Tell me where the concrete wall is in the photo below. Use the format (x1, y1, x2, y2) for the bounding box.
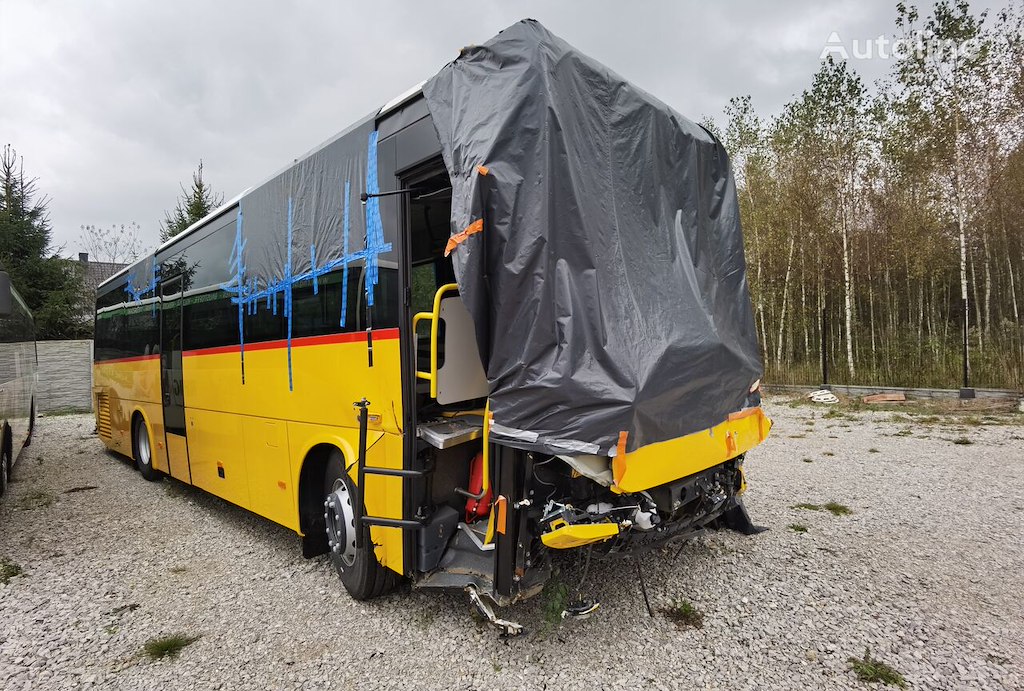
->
(36, 340, 93, 413)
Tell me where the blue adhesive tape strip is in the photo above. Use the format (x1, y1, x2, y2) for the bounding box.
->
(217, 130, 393, 391)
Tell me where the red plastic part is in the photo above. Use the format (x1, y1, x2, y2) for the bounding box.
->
(465, 451, 492, 521)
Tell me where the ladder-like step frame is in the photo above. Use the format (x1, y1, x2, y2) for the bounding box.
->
(353, 399, 429, 544)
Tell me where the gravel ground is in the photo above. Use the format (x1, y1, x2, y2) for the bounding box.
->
(1, 399, 1022, 690)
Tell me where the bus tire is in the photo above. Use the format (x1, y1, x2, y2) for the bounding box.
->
(132, 415, 161, 482)
(323, 452, 397, 600)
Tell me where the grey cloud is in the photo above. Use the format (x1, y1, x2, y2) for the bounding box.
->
(0, 0, 1003, 255)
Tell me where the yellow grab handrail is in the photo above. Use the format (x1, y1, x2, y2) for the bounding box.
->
(412, 283, 460, 399)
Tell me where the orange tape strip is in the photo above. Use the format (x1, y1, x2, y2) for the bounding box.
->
(616, 431, 628, 458)
(727, 407, 762, 422)
(612, 430, 628, 487)
(444, 218, 484, 257)
(495, 495, 508, 535)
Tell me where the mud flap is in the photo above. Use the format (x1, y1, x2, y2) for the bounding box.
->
(719, 500, 767, 535)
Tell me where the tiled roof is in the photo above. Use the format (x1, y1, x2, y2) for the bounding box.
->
(80, 260, 127, 293)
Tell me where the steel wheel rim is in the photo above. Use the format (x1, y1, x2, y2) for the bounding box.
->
(137, 422, 151, 467)
(324, 478, 357, 567)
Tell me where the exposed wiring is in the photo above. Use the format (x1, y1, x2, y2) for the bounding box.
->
(574, 545, 594, 600)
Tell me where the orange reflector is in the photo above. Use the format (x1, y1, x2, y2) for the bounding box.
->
(444, 218, 484, 256)
(476, 164, 489, 176)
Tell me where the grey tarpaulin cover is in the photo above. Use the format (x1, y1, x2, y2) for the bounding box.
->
(422, 20, 763, 457)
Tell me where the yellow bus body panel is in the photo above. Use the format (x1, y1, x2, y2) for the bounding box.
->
(93, 328, 406, 575)
(612, 407, 772, 494)
(540, 521, 619, 549)
(93, 356, 162, 461)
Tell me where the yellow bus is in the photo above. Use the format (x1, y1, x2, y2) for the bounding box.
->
(93, 20, 769, 632)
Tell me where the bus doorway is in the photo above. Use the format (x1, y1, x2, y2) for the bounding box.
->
(398, 161, 508, 598)
(159, 274, 190, 483)
(403, 163, 489, 422)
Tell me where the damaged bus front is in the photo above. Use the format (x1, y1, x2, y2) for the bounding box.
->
(358, 19, 772, 631)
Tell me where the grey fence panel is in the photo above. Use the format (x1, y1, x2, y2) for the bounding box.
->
(36, 340, 94, 413)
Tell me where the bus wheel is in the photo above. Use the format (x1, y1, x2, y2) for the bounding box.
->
(133, 416, 160, 482)
(323, 452, 397, 600)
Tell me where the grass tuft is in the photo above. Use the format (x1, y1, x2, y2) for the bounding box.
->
(143, 633, 200, 660)
(788, 524, 808, 533)
(661, 599, 704, 629)
(952, 436, 973, 445)
(823, 451, 835, 457)
(802, 457, 814, 463)
(823, 502, 853, 516)
(540, 577, 570, 634)
(868, 448, 880, 453)
(848, 647, 907, 688)
(1, 556, 24, 584)
(793, 502, 852, 516)
(41, 406, 91, 416)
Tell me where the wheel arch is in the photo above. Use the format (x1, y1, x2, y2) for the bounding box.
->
(293, 430, 387, 557)
(296, 442, 347, 557)
(128, 406, 154, 462)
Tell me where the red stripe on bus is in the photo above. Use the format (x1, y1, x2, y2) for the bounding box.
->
(95, 354, 160, 365)
(182, 327, 401, 358)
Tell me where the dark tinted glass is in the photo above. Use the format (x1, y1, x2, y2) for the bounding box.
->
(183, 217, 235, 291)
(96, 279, 128, 310)
(94, 304, 158, 361)
(183, 289, 237, 351)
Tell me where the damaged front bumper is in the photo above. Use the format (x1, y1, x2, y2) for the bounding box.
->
(538, 456, 756, 555)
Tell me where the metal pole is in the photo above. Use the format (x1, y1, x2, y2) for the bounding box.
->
(353, 397, 370, 549)
(821, 307, 828, 389)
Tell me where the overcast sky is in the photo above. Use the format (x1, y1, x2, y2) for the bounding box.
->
(0, 0, 1005, 257)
